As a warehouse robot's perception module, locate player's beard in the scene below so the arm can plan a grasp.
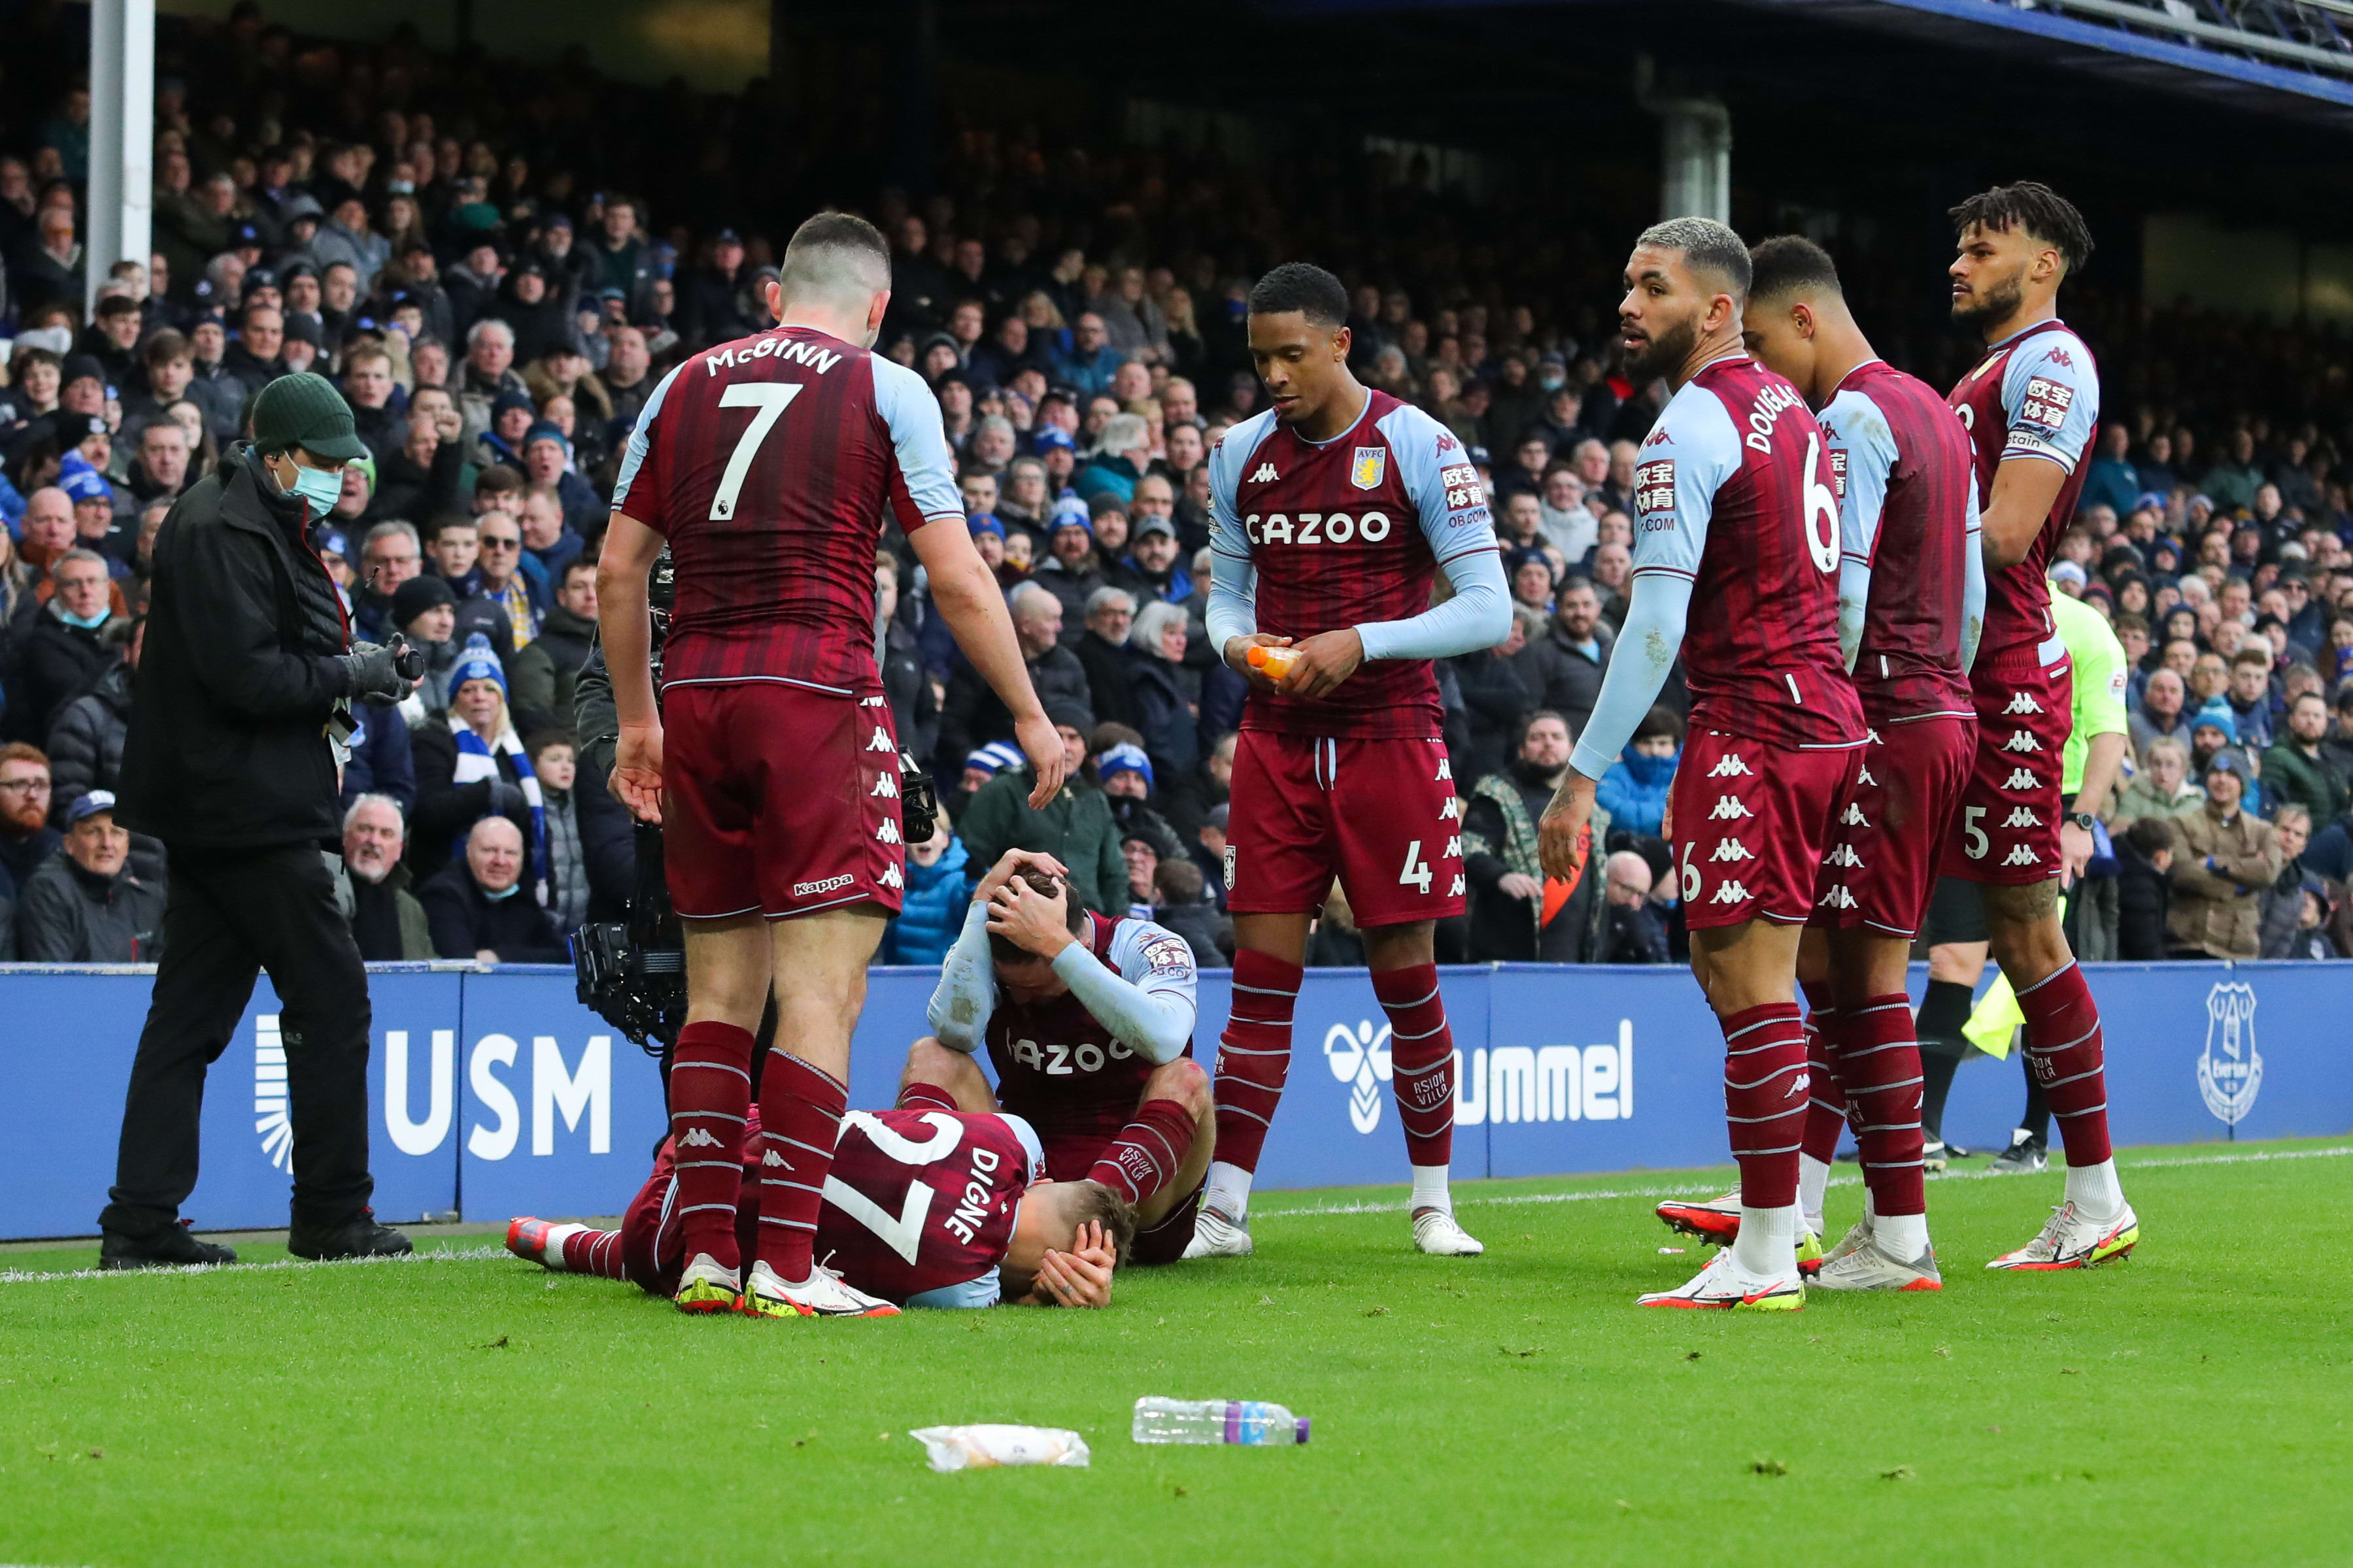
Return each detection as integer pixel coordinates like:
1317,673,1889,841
1623,312,1700,387
1952,266,2025,333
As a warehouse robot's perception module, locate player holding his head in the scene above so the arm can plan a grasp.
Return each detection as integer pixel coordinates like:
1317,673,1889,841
1538,219,1866,1310
1650,235,1984,1292
906,848,1215,1261
509,1102,1135,1310
597,211,1068,1320
1191,263,1511,1258
1940,182,2139,1269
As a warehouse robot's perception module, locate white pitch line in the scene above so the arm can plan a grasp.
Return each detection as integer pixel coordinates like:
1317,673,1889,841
1251,1144,2352,1221
7,1146,2343,1273
0,1243,508,1286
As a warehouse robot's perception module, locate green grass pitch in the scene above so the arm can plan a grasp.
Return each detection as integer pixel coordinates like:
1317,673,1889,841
5,1138,2350,1567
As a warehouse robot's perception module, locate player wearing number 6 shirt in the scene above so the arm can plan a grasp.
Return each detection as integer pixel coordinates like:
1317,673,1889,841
505,1104,1136,1310
1661,235,1984,1294
1538,219,1865,1312
597,214,1068,1323
1940,182,2138,1271
1187,263,1510,1262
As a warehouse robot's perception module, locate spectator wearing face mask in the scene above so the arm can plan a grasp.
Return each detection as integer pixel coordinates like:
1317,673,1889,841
15,790,165,961
420,814,565,963
1595,705,1682,839
11,548,118,743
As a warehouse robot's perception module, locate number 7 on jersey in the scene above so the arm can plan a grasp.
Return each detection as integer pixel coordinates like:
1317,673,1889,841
710,382,803,520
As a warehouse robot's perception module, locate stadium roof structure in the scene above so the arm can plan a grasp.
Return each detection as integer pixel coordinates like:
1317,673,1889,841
1742,0,2353,127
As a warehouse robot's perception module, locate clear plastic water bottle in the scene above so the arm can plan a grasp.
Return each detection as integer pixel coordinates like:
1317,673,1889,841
1131,1397,1310,1446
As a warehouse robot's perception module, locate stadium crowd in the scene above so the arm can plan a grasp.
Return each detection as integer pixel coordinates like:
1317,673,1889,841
0,3,2348,968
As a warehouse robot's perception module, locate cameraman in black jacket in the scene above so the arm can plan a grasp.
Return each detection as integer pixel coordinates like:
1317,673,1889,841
101,374,417,1269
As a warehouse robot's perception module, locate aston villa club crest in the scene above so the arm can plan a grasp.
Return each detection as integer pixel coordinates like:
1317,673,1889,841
1350,446,1386,490
2197,982,2262,1126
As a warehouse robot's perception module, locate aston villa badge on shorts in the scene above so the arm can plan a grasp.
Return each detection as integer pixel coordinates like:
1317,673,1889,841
1350,446,1386,490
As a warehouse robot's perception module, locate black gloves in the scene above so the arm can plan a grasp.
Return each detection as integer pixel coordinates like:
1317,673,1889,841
341,642,407,703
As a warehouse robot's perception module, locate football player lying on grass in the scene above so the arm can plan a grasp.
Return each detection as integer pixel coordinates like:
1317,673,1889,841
509,1095,1132,1310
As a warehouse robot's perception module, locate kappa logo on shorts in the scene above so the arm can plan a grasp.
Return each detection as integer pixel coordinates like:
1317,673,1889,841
2005,692,2044,715
1434,756,1452,782
2003,730,2042,753
2003,807,2043,827
875,817,902,845
1824,842,1863,868
1710,839,1754,862
1709,796,1752,820
1857,762,1878,786
792,874,856,897
1444,835,1463,858
2002,844,2040,867
1866,727,1882,744
1710,880,1752,905
1439,797,1460,820
1818,885,1857,910
860,695,887,707
2001,767,2040,791
1840,803,1869,827
866,728,896,752
1708,754,1752,777
1448,874,1465,897
880,863,904,890
872,772,898,797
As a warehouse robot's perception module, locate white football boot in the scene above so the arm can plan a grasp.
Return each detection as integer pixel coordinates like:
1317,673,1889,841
1637,1246,1804,1311
1812,1234,1944,1292
1181,1206,1253,1259
1986,1199,2140,1271
743,1258,900,1318
1412,1208,1485,1256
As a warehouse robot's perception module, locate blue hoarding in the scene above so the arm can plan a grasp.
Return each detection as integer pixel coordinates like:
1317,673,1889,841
2,959,2345,1239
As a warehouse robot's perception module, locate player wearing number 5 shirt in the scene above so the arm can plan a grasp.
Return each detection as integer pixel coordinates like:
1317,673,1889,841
1940,183,2138,1271
1726,235,1986,1295
597,214,1068,1322
1539,220,1864,1312
1187,264,1510,1263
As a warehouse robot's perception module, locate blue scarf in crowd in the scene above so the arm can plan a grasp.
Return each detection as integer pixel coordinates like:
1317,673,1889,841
450,716,548,903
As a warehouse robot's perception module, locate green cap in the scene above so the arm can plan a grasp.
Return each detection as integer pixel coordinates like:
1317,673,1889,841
250,372,369,462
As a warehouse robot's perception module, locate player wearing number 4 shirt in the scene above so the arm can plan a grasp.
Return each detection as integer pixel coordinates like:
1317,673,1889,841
1539,219,1864,1313
1189,264,1511,1262
1690,235,1987,1294
596,214,1068,1322
1940,183,2137,1270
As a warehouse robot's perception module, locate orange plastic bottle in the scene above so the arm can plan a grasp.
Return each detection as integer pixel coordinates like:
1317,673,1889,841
1247,644,1300,680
